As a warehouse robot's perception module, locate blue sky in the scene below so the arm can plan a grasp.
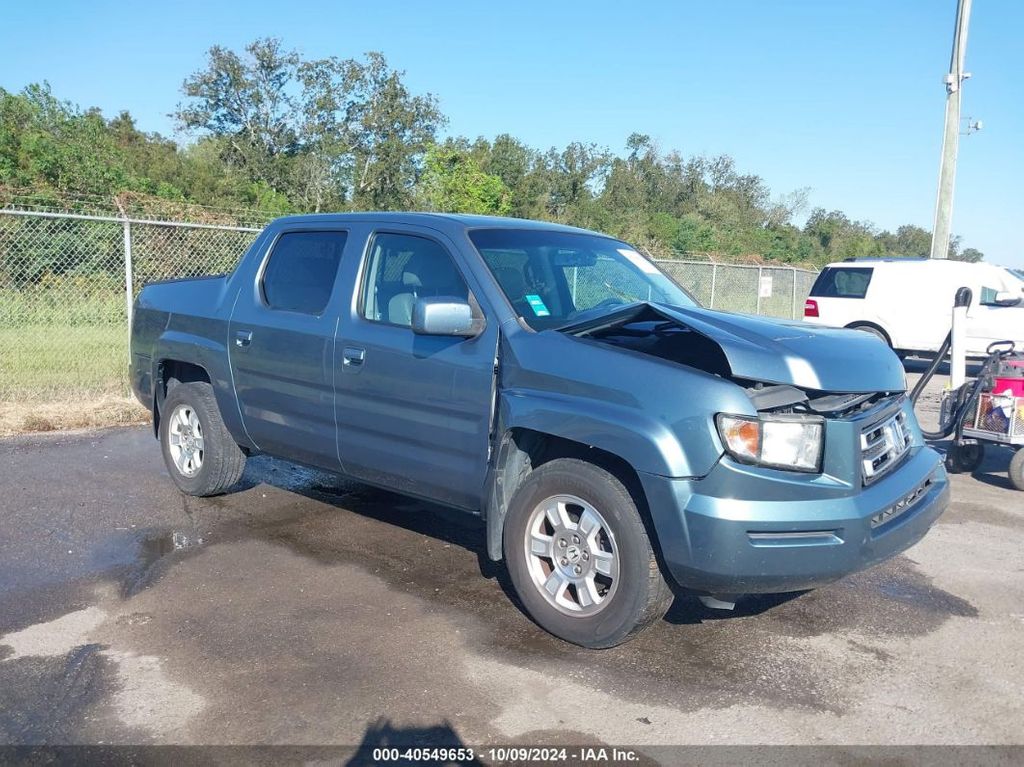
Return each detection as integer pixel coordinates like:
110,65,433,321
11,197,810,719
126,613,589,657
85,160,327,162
2,0,1022,266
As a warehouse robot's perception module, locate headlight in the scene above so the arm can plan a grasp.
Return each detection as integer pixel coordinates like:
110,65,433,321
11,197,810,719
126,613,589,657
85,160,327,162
716,413,824,472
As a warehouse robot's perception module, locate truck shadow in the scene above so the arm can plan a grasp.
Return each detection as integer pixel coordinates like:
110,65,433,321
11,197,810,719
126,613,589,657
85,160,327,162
233,455,817,631
662,591,806,625
228,454,534,606
347,717,483,765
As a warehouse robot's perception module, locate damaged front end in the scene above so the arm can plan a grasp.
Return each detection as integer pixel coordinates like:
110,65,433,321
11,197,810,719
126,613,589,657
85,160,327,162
560,302,906,395
553,302,946,597
562,302,911,478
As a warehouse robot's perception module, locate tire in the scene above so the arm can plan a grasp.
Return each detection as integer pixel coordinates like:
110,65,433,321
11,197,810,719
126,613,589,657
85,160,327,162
159,381,246,496
945,442,985,474
1009,449,1024,492
849,323,891,348
503,458,673,648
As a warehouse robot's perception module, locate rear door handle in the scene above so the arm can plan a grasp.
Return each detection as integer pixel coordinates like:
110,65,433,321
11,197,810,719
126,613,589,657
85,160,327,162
235,330,253,348
342,346,366,367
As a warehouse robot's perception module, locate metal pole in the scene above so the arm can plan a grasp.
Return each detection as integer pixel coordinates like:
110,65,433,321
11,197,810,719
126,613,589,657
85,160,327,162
123,219,133,359
950,287,972,389
930,0,973,260
791,268,798,319
709,264,718,309
756,267,763,315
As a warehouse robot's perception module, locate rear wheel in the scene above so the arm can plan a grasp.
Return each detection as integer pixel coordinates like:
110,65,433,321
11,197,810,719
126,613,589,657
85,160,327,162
503,458,673,648
1009,449,1024,491
159,381,246,496
849,323,891,348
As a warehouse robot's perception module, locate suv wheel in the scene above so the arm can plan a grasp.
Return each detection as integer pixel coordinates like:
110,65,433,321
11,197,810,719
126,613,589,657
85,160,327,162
503,458,673,648
849,323,891,347
160,381,246,496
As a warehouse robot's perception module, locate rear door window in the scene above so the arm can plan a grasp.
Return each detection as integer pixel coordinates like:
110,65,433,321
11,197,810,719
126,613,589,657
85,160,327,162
810,267,874,298
262,231,348,315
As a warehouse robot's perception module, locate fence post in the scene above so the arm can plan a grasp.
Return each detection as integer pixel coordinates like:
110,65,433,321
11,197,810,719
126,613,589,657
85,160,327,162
791,267,798,319
709,263,718,309
756,267,763,315
122,218,133,359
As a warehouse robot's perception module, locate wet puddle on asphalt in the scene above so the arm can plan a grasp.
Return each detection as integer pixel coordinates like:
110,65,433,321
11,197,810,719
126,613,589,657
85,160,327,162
119,529,204,597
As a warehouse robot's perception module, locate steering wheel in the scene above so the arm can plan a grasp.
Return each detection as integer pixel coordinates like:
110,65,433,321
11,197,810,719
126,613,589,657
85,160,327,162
567,297,625,320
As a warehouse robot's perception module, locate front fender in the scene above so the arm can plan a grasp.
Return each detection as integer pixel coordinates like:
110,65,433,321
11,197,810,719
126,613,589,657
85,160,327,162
483,390,727,561
500,388,719,479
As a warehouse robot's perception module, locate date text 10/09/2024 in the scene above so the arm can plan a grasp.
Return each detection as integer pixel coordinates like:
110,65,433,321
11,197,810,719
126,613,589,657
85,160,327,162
372,747,641,763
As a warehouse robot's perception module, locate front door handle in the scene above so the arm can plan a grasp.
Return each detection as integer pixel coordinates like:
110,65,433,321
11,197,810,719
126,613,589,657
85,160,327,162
342,346,366,367
235,330,253,348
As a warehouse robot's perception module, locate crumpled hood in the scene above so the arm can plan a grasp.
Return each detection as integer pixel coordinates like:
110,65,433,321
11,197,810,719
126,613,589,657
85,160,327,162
650,304,906,393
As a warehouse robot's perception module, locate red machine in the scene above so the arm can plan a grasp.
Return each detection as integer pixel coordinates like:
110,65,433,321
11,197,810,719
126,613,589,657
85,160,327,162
910,287,1024,490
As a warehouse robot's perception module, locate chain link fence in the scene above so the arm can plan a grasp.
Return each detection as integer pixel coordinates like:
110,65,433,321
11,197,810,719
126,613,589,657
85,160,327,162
0,207,818,407
655,260,818,318
0,208,260,404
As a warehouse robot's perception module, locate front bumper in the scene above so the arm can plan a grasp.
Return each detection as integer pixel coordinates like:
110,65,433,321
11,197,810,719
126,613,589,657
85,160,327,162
639,444,949,594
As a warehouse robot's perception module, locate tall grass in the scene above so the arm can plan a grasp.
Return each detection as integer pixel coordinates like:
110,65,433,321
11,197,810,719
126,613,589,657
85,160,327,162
0,281,127,401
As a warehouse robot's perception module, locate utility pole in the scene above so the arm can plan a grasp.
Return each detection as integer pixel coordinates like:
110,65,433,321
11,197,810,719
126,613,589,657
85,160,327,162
930,0,973,259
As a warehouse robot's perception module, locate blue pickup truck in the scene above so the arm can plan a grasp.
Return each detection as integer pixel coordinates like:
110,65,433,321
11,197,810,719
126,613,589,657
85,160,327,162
130,213,949,647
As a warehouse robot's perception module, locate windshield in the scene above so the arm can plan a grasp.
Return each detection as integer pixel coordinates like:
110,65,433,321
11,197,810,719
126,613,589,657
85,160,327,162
468,228,697,330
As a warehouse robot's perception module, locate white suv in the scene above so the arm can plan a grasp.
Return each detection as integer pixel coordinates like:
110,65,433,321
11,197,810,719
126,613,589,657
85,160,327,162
802,258,1024,357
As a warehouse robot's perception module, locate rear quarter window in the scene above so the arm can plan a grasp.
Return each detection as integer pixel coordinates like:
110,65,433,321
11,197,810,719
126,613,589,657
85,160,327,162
810,267,874,298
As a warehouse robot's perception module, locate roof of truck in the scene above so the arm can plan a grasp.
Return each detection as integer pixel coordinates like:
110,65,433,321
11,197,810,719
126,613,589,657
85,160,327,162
267,212,604,236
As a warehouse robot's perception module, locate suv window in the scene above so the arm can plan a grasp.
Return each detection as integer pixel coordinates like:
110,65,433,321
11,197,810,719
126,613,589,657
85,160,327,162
810,267,874,299
262,231,348,315
361,233,470,327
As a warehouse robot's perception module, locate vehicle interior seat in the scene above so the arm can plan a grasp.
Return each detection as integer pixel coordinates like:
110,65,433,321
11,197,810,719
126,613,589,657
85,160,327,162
387,270,422,326
387,249,468,326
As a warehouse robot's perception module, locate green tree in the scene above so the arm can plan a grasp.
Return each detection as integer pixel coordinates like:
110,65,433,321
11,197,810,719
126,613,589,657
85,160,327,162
804,208,881,260
175,39,301,195
1,68,992,268
348,53,445,209
892,224,932,256
0,83,138,196
542,142,610,221
175,41,444,211
418,144,511,215
482,133,546,218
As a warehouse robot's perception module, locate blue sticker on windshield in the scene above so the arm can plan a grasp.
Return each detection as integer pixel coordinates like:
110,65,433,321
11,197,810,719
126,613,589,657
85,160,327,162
525,294,550,317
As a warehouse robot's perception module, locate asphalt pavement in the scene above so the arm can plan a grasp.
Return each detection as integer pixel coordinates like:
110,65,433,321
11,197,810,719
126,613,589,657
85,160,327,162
1,373,1022,748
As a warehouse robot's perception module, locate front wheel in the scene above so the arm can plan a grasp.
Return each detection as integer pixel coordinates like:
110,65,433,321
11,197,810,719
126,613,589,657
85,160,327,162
159,381,246,496
503,458,673,648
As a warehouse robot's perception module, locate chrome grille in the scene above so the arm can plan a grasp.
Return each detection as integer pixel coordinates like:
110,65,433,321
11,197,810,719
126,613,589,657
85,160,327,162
861,408,912,485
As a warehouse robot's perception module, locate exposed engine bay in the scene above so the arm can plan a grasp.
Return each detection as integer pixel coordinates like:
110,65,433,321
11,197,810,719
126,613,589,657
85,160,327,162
564,303,898,418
